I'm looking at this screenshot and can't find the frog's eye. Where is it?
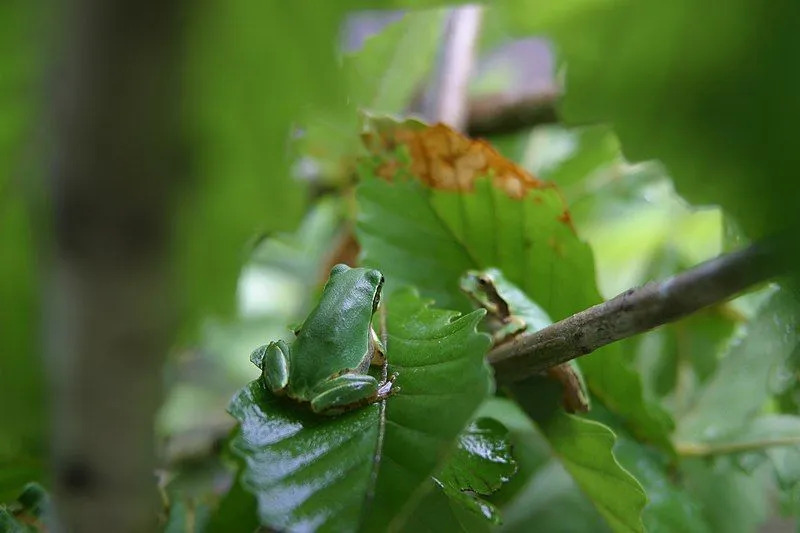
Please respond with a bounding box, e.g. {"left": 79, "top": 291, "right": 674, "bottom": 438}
{"left": 331, "top": 264, "right": 350, "bottom": 276}
{"left": 477, "top": 275, "right": 490, "bottom": 286}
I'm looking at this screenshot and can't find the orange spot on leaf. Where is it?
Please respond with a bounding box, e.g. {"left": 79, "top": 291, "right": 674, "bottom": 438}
{"left": 363, "top": 122, "right": 544, "bottom": 198}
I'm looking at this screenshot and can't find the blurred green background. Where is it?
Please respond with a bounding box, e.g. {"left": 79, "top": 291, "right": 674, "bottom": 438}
{"left": 3, "top": 0, "right": 800, "bottom": 530}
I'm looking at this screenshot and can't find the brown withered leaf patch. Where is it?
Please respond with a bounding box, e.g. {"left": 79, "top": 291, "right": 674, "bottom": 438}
{"left": 362, "top": 120, "right": 546, "bottom": 199}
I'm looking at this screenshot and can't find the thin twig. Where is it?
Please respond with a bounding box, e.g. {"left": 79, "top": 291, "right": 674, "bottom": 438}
{"left": 423, "top": 4, "right": 484, "bottom": 130}
{"left": 675, "top": 436, "right": 800, "bottom": 457}
{"left": 490, "top": 240, "right": 786, "bottom": 384}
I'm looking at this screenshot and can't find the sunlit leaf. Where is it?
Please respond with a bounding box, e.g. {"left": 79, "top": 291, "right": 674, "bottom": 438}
{"left": 228, "top": 288, "right": 491, "bottom": 532}
{"left": 357, "top": 118, "right": 673, "bottom": 447}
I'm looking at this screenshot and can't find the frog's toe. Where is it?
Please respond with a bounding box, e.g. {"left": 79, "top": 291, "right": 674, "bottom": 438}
{"left": 262, "top": 341, "right": 290, "bottom": 394}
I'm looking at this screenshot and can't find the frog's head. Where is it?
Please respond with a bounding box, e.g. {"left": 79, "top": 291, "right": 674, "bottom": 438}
{"left": 329, "top": 264, "right": 385, "bottom": 313}
{"left": 459, "top": 268, "right": 508, "bottom": 317}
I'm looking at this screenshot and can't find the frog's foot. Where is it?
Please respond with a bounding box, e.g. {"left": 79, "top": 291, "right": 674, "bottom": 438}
{"left": 309, "top": 372, "right": 400, "bottom": 415}
{"left": 376, "top": 372, "right": 400, "bottom": 399}
{"left": 262, "top": 340, "right": 291, "bottom": 395}
{"left": 492, "top": 317, "right": 528, "bottom": 346}
{"left": 310, "top": 374, "right": 380, "bottom": 415}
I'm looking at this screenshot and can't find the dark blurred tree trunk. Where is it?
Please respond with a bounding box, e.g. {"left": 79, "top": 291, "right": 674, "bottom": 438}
{"left": 48, "top": 0, "right": 185, "bottom": 530}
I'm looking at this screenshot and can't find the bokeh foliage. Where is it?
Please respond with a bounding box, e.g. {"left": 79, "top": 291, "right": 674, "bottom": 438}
{"left": 3, "top": 1, "right": 800, "bottom": 531}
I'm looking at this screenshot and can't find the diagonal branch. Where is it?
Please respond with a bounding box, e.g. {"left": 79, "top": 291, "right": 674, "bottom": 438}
{"left": 490, "top": 240, "right": 788, "bottom": 384}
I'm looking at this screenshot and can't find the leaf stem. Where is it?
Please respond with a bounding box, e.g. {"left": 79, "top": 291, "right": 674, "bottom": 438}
{"left": 489, "top": 239, "right": 788, "bottom": 384}
{"left": 363, "top": 304, "right": 391, "bottom": 515}
{"left": 675, "top": 436, "right": 800, "bottom": 457}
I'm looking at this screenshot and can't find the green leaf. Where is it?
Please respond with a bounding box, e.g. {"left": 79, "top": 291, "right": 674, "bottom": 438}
{"left": 357, "top": 171, "right": 598, "bottom": 320}
{"left": 228, "top": 288, "right": 491, "bottom": 532}
{"left": 206, "top": 472, "right": 259, "bottom": 533}
{"left": 502, "top": 0, "right": 800, "bottom": 238}
{"left": 579, "top": 345, "right": 675, "bottom": 451}
{"left": 164, "top": 500, "right": 211, "bottom": 533}
{"left": 508, "top": 379, "right": 646, "bottom": 533}
{"left": 540, "top": 414, "right": 646, "bottom": 533}
{"left": 346, "top": 10, "right": 445, "bottom": 114}
{"left": 677, "top": 290, "right": 800, "bottom": 442}
{"left": 0, "top": 0, "right": 45, "bottom": 496}
{"left": 178, "top": 1, "right": 349, "bottom": 324}
{"left": 413, "top": 417, "right": 519, "bottom": 527}
{"left": 526, "top": 124, "right": 621, "bottom": 195}
{"left": 438, "top": 417, "right": 517, "bottom": 496}
{"left": 678, "top": 415, "right": 800, "bottom": 492}
{"left": 400, "top": 479, "right": 492, "bottom": 533}
{"left": 477, "top": 398, "right": 613, "bottom": 532}
{"left": 0, "top": 482, "right": 49, "bottom": 532}
{"left": 356, "top": 123, "right": 673, "bottom": 449}
{"left": 681, "top": 457, "right": 770, "bottom": 533}
{"left": 0, "top": 510, "right": 30, "bottom": 533}
{"left": 613, "top": 438, "right": 710, "bottom": 533}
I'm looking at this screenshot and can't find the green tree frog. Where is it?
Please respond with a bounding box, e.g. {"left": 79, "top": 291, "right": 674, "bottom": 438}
{"left": 250, "top": 264, "right": 397, "bottom": 415}
{"left": 460, "top": 268, "right": 590, "bottom": 413}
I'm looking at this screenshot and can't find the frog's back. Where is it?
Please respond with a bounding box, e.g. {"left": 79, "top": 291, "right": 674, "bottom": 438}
{"left": 288, "top": 267, "right": 380, "bottom": 394}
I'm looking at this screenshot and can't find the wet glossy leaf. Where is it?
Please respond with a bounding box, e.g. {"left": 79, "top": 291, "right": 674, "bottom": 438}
{"left": 400, "top": 479, "right": 492, "bottom": 533}
{"left": 228, "top": 289, "right": 491, "bottom": 532}
{"left": 438, "top": 417, "right": 517, "bottom": 496}
{"left": 412, "top": 417, "right": 519, "bottom": 527}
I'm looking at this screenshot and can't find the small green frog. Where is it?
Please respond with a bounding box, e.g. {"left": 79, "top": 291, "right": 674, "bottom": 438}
{"left": 460, "top": 268, "right": 590, "bottom": 413}
{"left": 251, "top": 264, "right": 397, "bottom": 415}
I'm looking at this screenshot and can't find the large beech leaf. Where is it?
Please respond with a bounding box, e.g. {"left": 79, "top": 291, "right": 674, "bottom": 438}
{"left": 356, "top": 122, "right": 673, "bottom": 447}
{"left": 480, "top": 396, "right": 645, "bottom": 533}
{"left": 228, "top": 288, "right": 491, "bottom": 532}
{"left": 613, "top": 437, "right": 710, "bottom": 533}
{"left": 540, "top": 413, "right": 646, "bottom": 533}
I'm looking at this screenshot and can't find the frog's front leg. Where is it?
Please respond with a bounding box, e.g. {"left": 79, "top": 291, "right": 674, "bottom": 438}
{"left": 251, "top": 340, "right": 291, "bottom": 395}
{"left": 310, "top": 372, "right": 397, "bottom": 415}
{"left": 493, "top": 316, "right": 528, "bottom": 345}
{"left": 546, "top": 361, "right": 590, "bottom": 413}
{"left": 369, "top": 326, "right": 386, "bottom": 365}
